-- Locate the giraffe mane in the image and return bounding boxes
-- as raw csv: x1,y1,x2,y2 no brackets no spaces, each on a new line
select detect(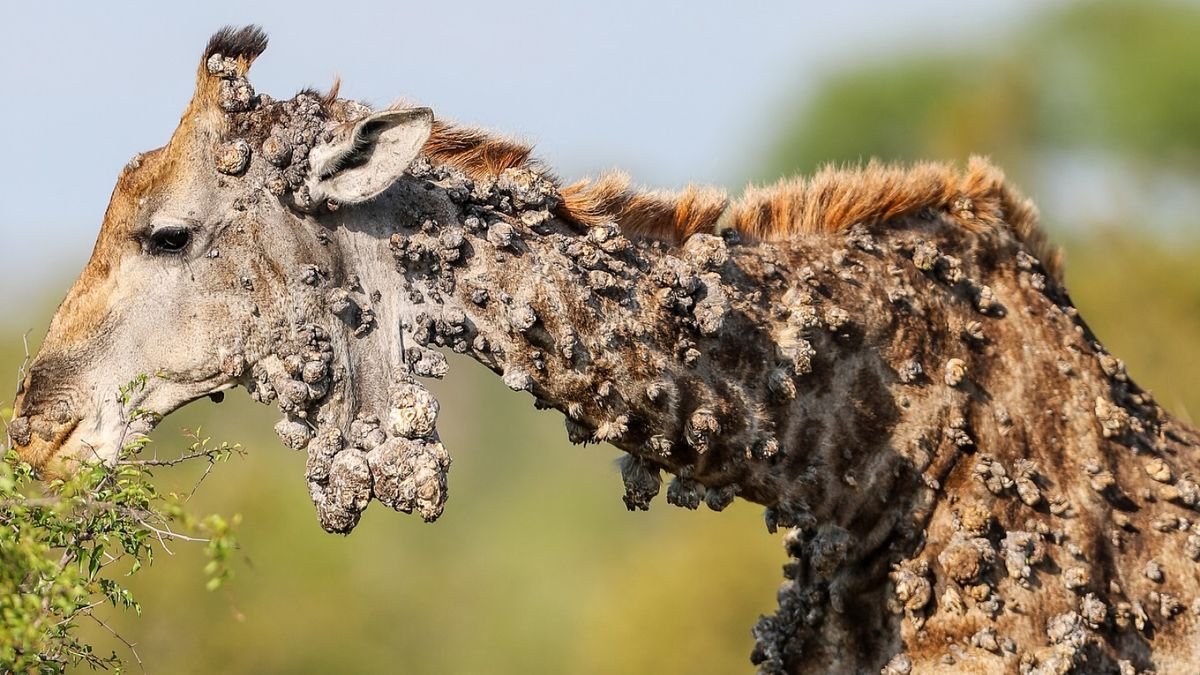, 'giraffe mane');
557,173,729,241
385,104,1059,280
421,120,537,180
559,157,1059,280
